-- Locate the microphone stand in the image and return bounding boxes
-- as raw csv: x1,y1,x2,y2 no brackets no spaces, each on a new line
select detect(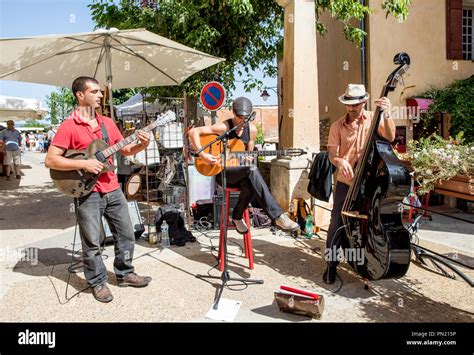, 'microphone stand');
196,112,263,310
